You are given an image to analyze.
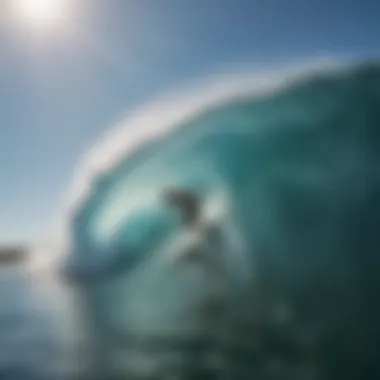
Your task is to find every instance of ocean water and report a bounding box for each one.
[0,252,84,380]
[3,62,380,380]
[0,266,61,380]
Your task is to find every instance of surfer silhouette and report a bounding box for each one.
[163,188,201,228]
[163,188,236,377]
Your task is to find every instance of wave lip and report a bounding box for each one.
[62,58,346,232]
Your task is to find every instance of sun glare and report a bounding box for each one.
[12,0,67,28]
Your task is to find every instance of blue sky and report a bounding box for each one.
[0,0,379,243]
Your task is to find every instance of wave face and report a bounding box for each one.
[65,63,380,379]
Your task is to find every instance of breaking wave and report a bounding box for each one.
[61,59,380,379]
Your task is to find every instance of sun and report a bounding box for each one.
[11,0,67,28]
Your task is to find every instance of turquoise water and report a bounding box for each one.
[65,63,380,379]
[14,62,380,379]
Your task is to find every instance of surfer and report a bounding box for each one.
[163,188,234,376]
